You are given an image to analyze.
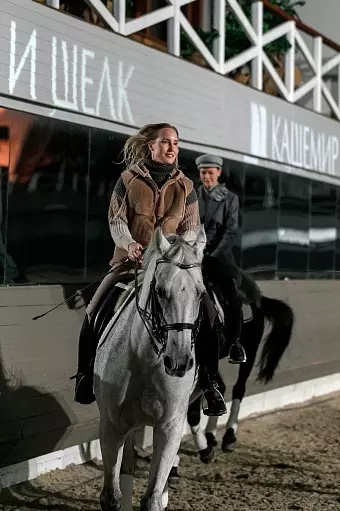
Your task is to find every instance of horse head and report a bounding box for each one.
[141,226,206,378]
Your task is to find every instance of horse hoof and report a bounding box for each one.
[222,427,237,453]
[168,466,180,486]
[100,489,121,511]
[205,432,217,448]
[199,445,214,464]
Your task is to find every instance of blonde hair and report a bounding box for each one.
[122,123,179,169]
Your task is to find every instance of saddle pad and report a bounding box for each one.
[97,273,143,350]
[212,291,253,324]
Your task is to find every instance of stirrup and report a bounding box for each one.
[202,386,227,417]
[228,342,247,364]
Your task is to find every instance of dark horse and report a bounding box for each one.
[169,295,294,481]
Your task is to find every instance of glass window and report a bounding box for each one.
[277,173,310,279]
[0,121,10,284]
[241,164,279,279]
[225,161,244,266]
[334,188,340,277]
[85,129,126,280]
[2,108,90,285]
[179,148,201,184]
[309,181,336,278]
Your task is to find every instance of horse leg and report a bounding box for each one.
[222,318,261,453]
[205,372,226,447]
[99,415,127,511]
[168,453,180,486]
[120,432,135,511]
[140,420,185,511]
[187,396,214,464]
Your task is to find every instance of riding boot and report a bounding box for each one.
[201,324,227,417]
[225,279,247,364]
[70,315,96,405]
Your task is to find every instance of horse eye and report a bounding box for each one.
[156,288,166,299]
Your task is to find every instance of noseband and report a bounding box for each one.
[135,259,202,357]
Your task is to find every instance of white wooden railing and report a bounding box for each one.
[39,0,340,121]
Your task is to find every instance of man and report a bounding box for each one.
[196,154,248,364]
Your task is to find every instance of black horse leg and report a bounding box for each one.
[186,396,215,464]
[222,307,264,453]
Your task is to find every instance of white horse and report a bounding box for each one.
[94,226,206,511]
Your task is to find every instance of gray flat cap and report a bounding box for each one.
[195,154,223,169]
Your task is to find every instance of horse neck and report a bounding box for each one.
[138,257,157,309]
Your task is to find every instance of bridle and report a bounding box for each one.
[134,259,203,357]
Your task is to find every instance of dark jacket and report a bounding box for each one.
[197,183,239,265]
[198,183,261,305]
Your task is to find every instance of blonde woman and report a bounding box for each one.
[73,123,227,417]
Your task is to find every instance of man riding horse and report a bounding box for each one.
[196,154,261,366]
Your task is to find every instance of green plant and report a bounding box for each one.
[225,0,305,61]
[126,0,134,19]
[180,28,220,58]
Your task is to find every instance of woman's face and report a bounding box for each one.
[149,128,179,164]
[200,167,221,189]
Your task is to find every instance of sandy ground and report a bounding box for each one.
[1,393,340,511]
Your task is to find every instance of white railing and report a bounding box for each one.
[41,0,340,121]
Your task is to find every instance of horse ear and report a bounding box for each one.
[192,224,206,261]
[155,226,171,254]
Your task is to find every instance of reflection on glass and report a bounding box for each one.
[309,181,336,278]
[0,110,19,284]
[3,109,90,284]
[334,188,340,277]
[241,164,279,278]
[85,129,126,280]
[278,174,310,279]
[227,163,244,266]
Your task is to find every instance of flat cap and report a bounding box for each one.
[195,154,223,170]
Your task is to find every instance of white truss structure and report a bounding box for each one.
[46,0,340,120]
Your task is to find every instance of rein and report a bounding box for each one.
[134,259,202,357]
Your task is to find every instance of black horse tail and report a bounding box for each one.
[257,296,294,384]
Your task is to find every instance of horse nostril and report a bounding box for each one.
[188,358,194,370]
[164,355,172,370]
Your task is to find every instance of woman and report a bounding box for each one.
[196,154,261,364]
[73,123,227,416]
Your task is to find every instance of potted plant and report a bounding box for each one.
[226,0,305,94]
[125,0,135,20]
[180,28,219,67]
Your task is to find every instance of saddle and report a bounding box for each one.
[91,273,139,344]
[212,292,253,325]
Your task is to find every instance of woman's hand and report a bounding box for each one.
[128,242,143,262]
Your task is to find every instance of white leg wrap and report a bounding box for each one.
[226,399,241,432]
[191,424,208,451]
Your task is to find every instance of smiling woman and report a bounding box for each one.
[72,121,229,418]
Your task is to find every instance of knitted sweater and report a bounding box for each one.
[108,164,200,263]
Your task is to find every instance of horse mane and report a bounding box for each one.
[143,234,198,269]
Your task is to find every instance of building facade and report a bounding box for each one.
[1,0,340,472]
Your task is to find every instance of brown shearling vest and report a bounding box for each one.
[112,166,193,263]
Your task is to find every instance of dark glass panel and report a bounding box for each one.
[85,129,126,280]
[277,173,310,279]
[241,164,279,279]
[308,181,336,278]
[3,109,89,284]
